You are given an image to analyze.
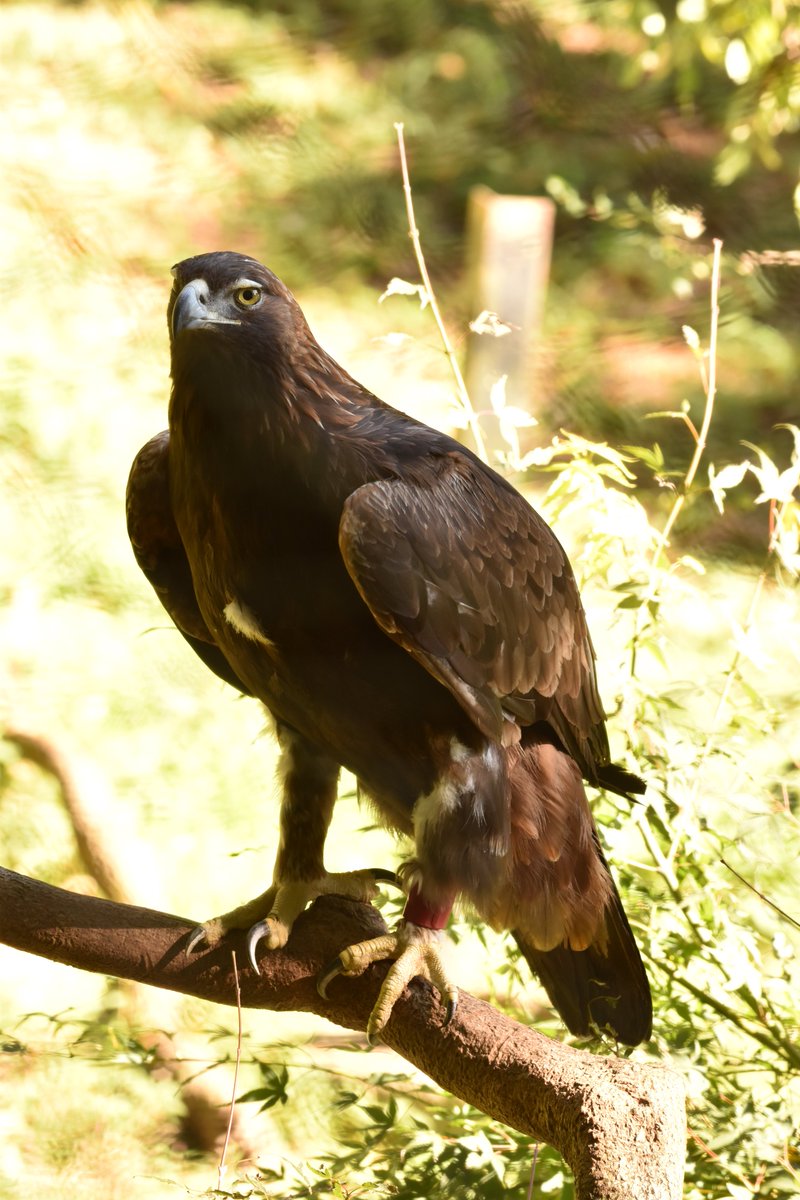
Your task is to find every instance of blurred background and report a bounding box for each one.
[1,1,799,1197]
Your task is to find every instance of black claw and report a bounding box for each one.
[247,921,268,973]
[317,956,344,1000]
[366,1028,379,1048]
[367,867,402,890]
[186,925,208,955]
[444,995,458,1026]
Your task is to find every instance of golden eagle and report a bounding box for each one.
[127,251,651,1045]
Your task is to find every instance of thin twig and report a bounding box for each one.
[705,572,764,729]
[526,1141,540,1200]
[720,858,800,932]
[654,958,800,1069]
[635,809,706,948]
[217,950,243,1193]
[393,122,489,463]
[629,240,723,687]
[649,238,723,583]
[690,466,798,802]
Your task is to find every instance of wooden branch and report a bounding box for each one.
[0,866,685,1198]
[3,726,260,1155]
[3,727,144,904]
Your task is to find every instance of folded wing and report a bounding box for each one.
[339,450,612,783]
[126,430,252,697]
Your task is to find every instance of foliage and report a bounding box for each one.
[236,1090,568,1199]
[209,0,800,405]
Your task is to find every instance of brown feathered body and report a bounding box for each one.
[127,251,651,1044]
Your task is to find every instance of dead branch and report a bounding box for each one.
[4,727,143,904]
[0,866,685,1199]
[3,727,260,1154]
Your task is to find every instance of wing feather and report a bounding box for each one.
[339,451,610,779]
[126,431,252,697]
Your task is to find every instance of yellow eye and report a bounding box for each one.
[235,286,262,308]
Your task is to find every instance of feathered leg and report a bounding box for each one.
[318,738,507,1040]
[188,722,389,958]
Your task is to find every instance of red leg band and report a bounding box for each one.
[403,884,453,930]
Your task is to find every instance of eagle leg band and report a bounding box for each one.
[402,884,452,930]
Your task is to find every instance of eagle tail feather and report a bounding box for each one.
[512,881,652,1047]
[597,761,646,798]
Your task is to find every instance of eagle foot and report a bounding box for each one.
[186,868,398,965]
[317,921,458,1044]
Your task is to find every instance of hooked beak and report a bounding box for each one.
[172,279,241,338]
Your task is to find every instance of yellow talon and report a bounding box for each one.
[317,922,459,1043]
[186,869,385,963]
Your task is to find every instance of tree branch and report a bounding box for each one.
[0,867,685,1199]
[3,726,261,1155]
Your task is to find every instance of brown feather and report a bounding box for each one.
[339,453,616,784]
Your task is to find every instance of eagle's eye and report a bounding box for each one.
[234,285,262,309]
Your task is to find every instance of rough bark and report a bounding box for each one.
[0,866,685,1199]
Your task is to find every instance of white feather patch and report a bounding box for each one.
[413,739,497,841]
[223,599,276,650]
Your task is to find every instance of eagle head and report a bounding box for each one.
[168,251,308,372]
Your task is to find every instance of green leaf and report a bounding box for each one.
[682,324,701,351]
[469,310,514,337]
[617,594,645,610]
[622,443,665,472]
[362,1104,392,1125]
[708,460,751,512]
[378,277,430,309]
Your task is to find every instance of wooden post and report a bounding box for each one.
[465,187,555,447]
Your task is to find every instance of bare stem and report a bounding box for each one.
[217,950,243,1192]
[394,123,489,463]
[526,1143,540,1200]
[630,239,723,684]
[693,530,782,798]
[649,239,723,582]
[720,858,800,932]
